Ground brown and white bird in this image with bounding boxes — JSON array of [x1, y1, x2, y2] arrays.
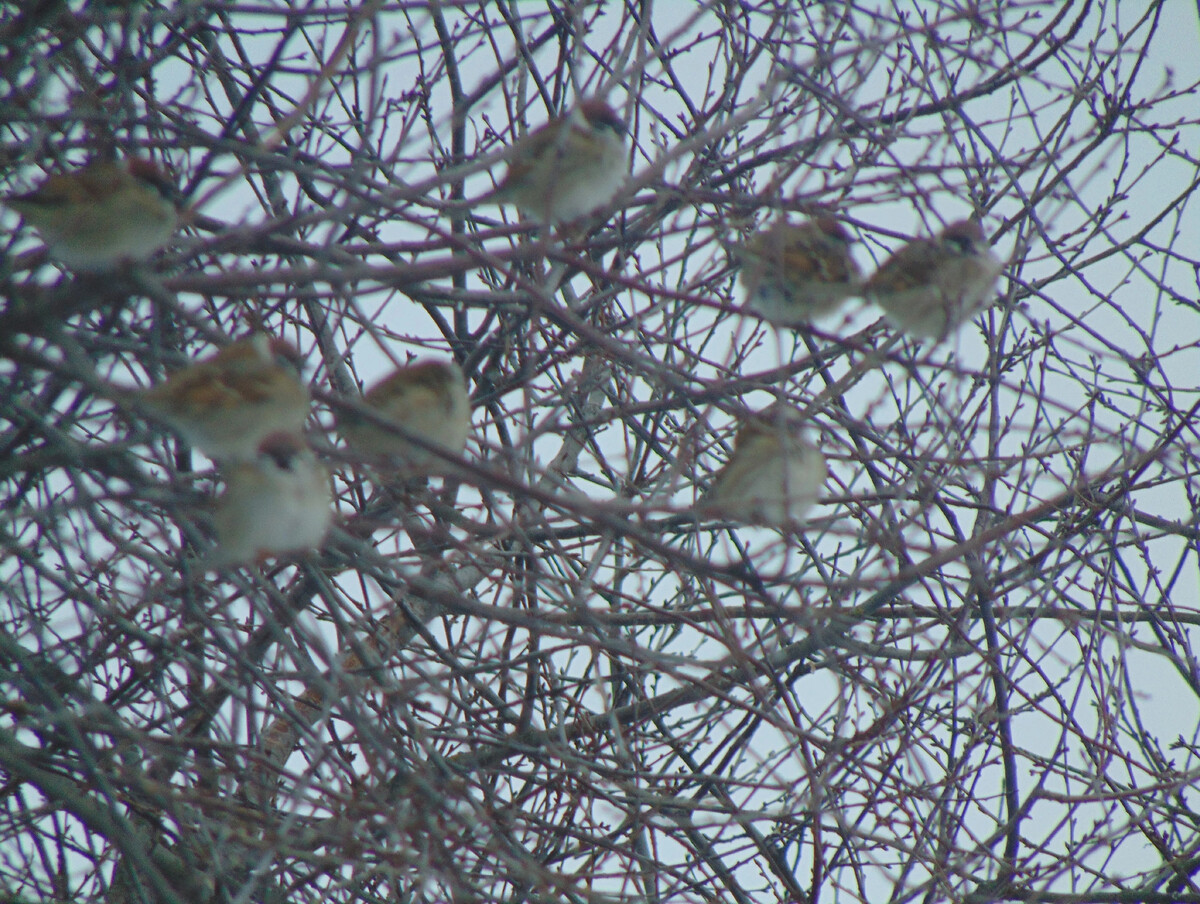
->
[[864, 219, 1003, 340], [698, 410, 827, 527], [483, 100, 628, 225], [734, 216, 863, 325], [2, 158, 180, 271], [210, 432, 332, 566], [132, 333, 310, 462], [337, 359, 471, 476]]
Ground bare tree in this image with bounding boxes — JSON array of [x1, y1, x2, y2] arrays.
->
[[3, 2, 1200, 903]]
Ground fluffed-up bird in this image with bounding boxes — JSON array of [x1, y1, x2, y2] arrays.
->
[[734, 216, 863, 326], [211, 432, 332, 566], [482, 99, 628, 225], [132, 333, 310, 462], [2, 157, 180, 271], [337, 359, 471, 476], [698, 409, 827, 527], [864, 219, 1003, 340]]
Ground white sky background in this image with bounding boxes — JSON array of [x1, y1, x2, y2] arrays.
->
[[3, 1, 1200, 902]]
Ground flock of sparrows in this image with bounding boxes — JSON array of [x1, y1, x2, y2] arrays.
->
[[3, 98, 1007, 556], [113, 334, 473, 566], [737, 215, 1004, 339], [702, 214, 1002, 526]]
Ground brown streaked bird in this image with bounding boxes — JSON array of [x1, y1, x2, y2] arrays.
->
[[211, 432, 332, 567], [698, 410, 827, 527], [483, 100, 628, 225], [338, 359, 471, 476], [735, 216, 863, 325], [864, 219, 1003, 340], [2, 158, 180, 271], [132, 333, 310, 462]]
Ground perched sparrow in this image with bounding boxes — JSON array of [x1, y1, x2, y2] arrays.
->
[[2, 158, 179, 271], [864, 219, 1003, 340], [698, 410, 827, 526], [483, 100, 627, 225], [338, 359, 470, 476], [735, 216, 863, 325], [211, 432, 332, 566], [133, 333, 310, 462]]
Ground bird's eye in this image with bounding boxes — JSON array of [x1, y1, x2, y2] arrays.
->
[[598, 118, 625, 137], [586, 107, 626, 137], [819, 221, 852, 243], [268, 338, 305, 371], [128, 159, 175, 200], [265, 448, 295, 470], [947, 234, 977, 255]]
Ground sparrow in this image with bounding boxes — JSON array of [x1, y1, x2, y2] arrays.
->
[[337, 359, 471, 476], [698, 410, 827, 526], [2, 157, 180, 271], [483, 100, 628, 225], [864, 219, 1003, 340], [210, 432, 332, 566], [132, 333, 310, 462], [734, 216, 863, 325]]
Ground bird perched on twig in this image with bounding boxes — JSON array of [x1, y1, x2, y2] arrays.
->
[[733, 216, 863, 326], [481, 100, 628, 226], [337, 359, 471, 477], [698, 409, 827, 527], [864, 219, 1003, 340], [2, 157, 181, 271], [129, 333, 310, 462], [210, 432, 332, 566]]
